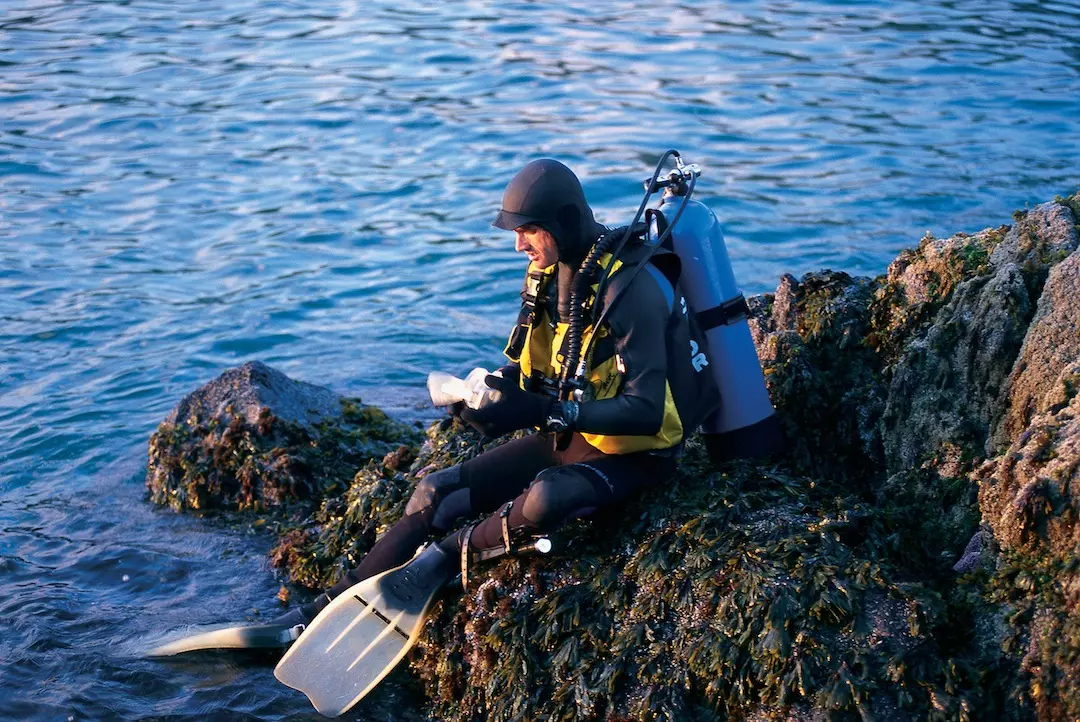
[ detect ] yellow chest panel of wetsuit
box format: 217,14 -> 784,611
504,256 -> 683,455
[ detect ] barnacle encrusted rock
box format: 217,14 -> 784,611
147,193 -> 1080,720
974,358 -> 1080,721
879,205 -> 1074,473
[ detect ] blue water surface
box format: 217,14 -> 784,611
1,0 -> 1078,719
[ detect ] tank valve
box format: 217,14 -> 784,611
643,156 -> 702,194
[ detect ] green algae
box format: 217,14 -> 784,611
408,446 -> 988,721
146,397 -> 422,512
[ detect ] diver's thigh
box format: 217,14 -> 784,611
565,452 -> 676,507
461,433 -> 555,514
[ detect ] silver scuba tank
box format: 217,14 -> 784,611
654,181 -> 782,461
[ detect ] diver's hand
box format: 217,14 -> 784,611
447,400 -> 467,422
459,373 -> 551,438
494,364 -> 521,387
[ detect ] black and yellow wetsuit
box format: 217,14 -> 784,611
300,235 -> 717,618
292,160 -> 717,621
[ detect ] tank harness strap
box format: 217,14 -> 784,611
696,294 -> 750,331
645,208 -> 670,249
506,268 -> 549,362
500,501 -> 515,556
459,523 -> 476,590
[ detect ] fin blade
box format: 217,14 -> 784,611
274,561 -> 440,717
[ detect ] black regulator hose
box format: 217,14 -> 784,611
558,150 -> 682,399
590,150 -> 681,325
558,230 -> 618,394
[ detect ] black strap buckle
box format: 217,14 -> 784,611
696,294 -> 749,331
505,269 -> 551,362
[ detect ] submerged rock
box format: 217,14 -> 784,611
146,193 -> 1080,720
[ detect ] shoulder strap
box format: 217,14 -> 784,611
504,266 -> 552,362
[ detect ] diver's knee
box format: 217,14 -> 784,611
521,466 -> 596,528
431,487 -> 471,531
404,465 -> 463,517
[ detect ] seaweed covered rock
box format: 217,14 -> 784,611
989,248 -> 1080,454
146,361 -> 422,511
752,271 -> 885,483
148,193 -> 1080,720
882,203 -> 1078,476
413,452 -> 978,721
975,356 -> 1080,720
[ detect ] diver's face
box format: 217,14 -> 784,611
513,224 -> 558,268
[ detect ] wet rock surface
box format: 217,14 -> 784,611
147,194 -> 1080,720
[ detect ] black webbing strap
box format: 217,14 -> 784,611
696,294 -> 750,331
505,268 -> 550,362
645,208 -> 670,249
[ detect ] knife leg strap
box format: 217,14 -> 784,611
459,523 -> 475,590
500,501 -> 514,556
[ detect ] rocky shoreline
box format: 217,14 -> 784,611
146,193 -> 1080,721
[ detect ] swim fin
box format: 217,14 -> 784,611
146,618 -> 306,657
274,543 -> 456,718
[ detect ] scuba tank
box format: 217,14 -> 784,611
654,160 -> 782,460
567,151 -> 782,462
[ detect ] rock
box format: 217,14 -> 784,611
976,359 -> 1080,557
753,272 -> 885,481
952,527 -> 992,574
988,201 -> 1079,285
990,249 -> 1080,454
973,359 -> 1080,719
867,226 -> 1005,363
881,260 -> 1032,474
165,360 -> 344,429
878,201 -> 1079,480
770,273 -> 801,331
146,362 -> 422,511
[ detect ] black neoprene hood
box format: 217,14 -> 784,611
492,159 -> 602,263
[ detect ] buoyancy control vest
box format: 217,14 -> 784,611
503,236 -> 719,455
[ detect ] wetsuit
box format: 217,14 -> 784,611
290,160 -> 717,620
301,238 -> 715,617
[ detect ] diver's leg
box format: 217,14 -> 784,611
289,434 -> 554,621
440,450 -> 676,560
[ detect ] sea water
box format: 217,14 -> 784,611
1,1 -> 1078,718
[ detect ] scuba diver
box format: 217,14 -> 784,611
152,153 -> 780,717
276,157 -> 721,631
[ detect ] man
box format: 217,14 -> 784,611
280,158 -> 715,624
